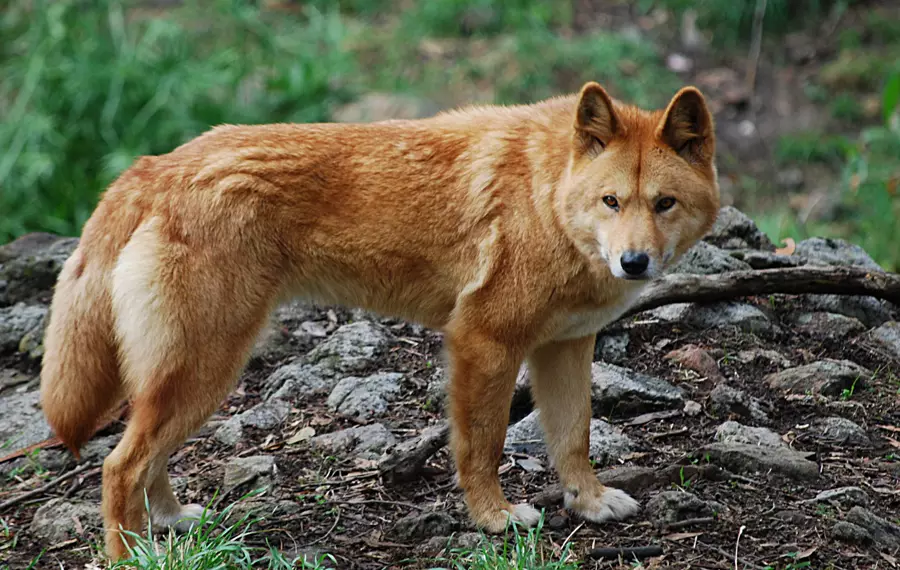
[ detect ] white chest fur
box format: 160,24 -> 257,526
554,286 -> 645,340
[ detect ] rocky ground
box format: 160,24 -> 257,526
1,208 -> 899,569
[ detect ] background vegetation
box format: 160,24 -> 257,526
1,0 -> 898,272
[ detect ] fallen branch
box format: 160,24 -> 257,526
585,545 -> 664,561
0,461 -> 99,512
622,266 -> 900,320
379,422 -> 449,485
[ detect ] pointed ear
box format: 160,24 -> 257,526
573,82 -> 619,156
658,87 -> 715,164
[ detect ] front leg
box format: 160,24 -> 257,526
446,327 -> 540,532
528,335 -> 640,523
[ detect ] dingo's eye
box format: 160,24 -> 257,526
602,195 -> 619,209
656,197 -> 676,212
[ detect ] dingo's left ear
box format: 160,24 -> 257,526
658,87 -> 715,165
573,82 -> 620,156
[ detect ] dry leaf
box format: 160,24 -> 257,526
517,457 -> 545,472
286,426 -> 316,445
775,237 -> 796,256
885,436 -> 900,449
665,531 -> 704,541
795,546 -> 817,560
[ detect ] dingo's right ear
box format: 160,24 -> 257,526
573,82 -> 619,157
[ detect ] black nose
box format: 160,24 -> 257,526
620,251 -> 650,276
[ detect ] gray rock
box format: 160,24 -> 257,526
765,360 -> 871,397
702,207 -> 775,251
30,498 -> 102,543
327,372 -> 403,420
225,498 -> 302,525
806,487 -> 869,508
393,511 -> 458,541
795,237 -> 882,270
223,455 -> 276,490
591,363 -> 683,416
709,384 -> 771,423
0,389 -> 52,450
503,410 -> 633,464
646,491 -> 726,526
0,303 -> 47,354
802,294 -> 892,328
810,417 -> 871,446
264,321 -> 393,400
845,507 -> 900,549
714,421 -> 786,448
332,93 -> 440,123
310,423 -> 396,460
832,521 -> 873,545
863,321 -> 900,362
214,399 -> 291,446
696,443 -> 818,480
424,366 -> 448,411
792,312 -> 866,338
597,466 -> 660,495
732,348 -> 792,368
594,331 -> 629,364
668,241 -> 751,275
0,233 -> 79,306
649,302 -> 774,334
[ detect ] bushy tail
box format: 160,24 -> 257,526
40,245 -> 123,458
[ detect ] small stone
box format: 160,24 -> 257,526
795,237 -> 882,270
214,399 -> 291,446
327,372 -> 404,419
709,384 -> 770,423
791,312 -> 866,338
833,521 -> 873,545
594,331 -> 629,364
845,507 -> 900,549
807,487 -> 869,508
30,499 -> 103,543
803,294 -> 892,328
668,241 -> 751,275
223,455 -> 276,490
504,410 -> 633,464
703,207 -> 775,251
666,53 -> 693,73
765,360 -> 871,397
650,302 -> 774,334
810,417 -> 871,446
775,510 -> 810,524
665,344 -> 722,381
597,466 -> 660,495
863,321 -> 900,363
732,348 -> 792,368
0,303 -> 47,354
591,363 -> 683,416
393,511 -> 458,541
646,491 -> 725,527
696,442 -> 818,480
715,421 -> 786,448
310,423 -> 396,460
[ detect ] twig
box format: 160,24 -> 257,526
379,422 -> 449,485
0,462 -> 98,512
327,499 -> 425,511
648,427 -> 689,440
295,472 -> 379,490
302,506 -> 340,548
585,545 -> 664,561
620,266 -> 900,320
735,525 -> 746,570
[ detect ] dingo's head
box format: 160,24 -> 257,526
559,82 -> 720,280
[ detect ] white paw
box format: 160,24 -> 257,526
153,503 -> 209,533
568,487 -> 640,523
504,503 -> 542,528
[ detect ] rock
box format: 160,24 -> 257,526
714,421 -> 786,448
791,312 -> 866,338
594,331 -> 629,364
650,302 -> 774,334
645,491 -> 725,527
709,384 -> 771,423
590,363 -> 683,416
393,511 -> 458,541
765,360 -> 871,398
863,321 -> 900,362
795,237 -> 882,270
597,466 -> 660,495
805,487 -> 869,508
327,372 -> 404,420
810,417 -> 871,446
214,399 -> 291,446
310,423 -> 396,460
0,233 -> 79,306
503,410 -> 633,464
668,241 -> 751,275
844,507 -> 900,549
264,321 -> 394,400
733,250 -> 803,269
30,499 -> 103,543
732,348 -> 791,368
332,93 -> 440,123
225,499 -> 302,525
223,455 -> 276,490
802,294 -> 892,328
0,303 -> 47,354
0,389 -> 53,450
832,521 -> 873,545
696,443 -> 818,480
424,366 -> 448,411
665,344 -> 723,381
775,510 -> 810,524
702,207 -> 775,251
